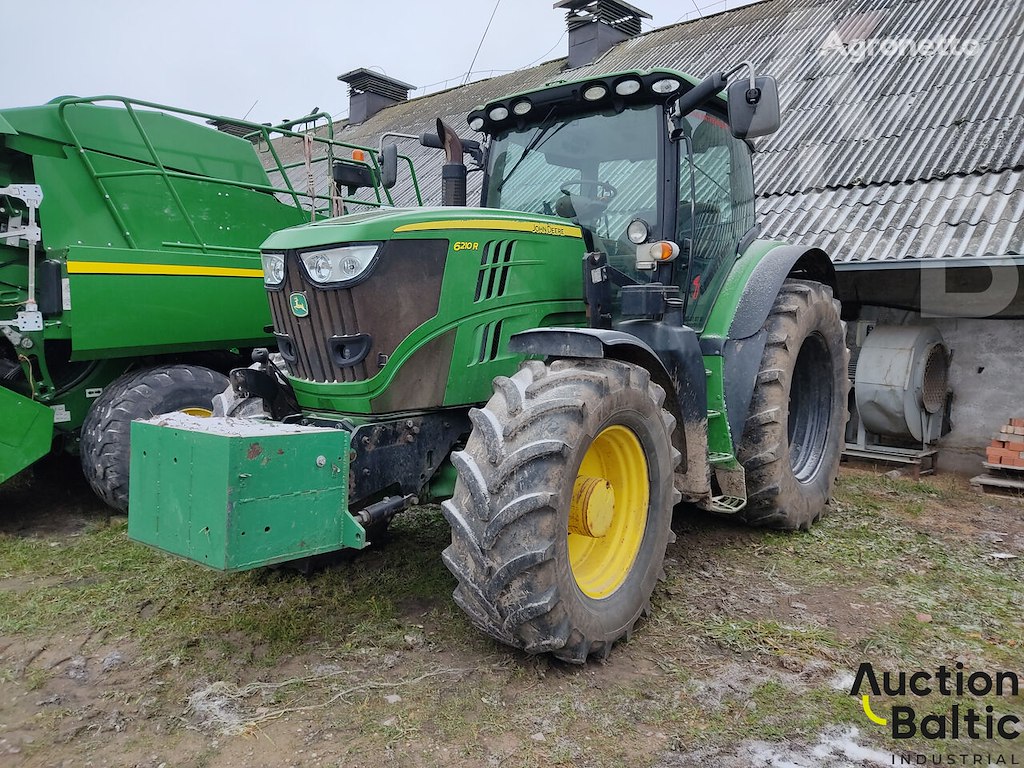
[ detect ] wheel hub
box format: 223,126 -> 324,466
180,407 -> 214,417
570,476 -> 615,538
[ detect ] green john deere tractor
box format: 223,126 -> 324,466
0,96 -> 414,507
129,66 -> 849,662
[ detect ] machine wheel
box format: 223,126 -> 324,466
737,279 -> 849,530
80,365 -> 228,512
442,358 -> 680,663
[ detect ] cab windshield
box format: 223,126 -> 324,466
484,106 -> 661,276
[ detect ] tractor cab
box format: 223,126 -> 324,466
466,68 -> 768,331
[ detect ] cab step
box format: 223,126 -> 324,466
707,495 -> 747,514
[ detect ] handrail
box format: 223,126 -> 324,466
53,95 -> 424,252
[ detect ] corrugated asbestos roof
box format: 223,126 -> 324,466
270,0 -> 1024,265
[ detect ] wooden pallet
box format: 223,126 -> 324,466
971,463 -> 1024,496
842,444 -> 937,478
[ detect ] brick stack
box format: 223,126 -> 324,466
987,418 -> 1024,468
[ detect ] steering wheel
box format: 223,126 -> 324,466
555,179 -> 618,221
559,179 -> 617,202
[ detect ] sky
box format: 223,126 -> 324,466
6,0 -> 759,125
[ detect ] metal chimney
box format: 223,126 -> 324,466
337,69 -> 415,124
554,0 -> 651,69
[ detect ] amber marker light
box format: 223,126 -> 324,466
352,149 -> 366,162
651,241 -> 680,262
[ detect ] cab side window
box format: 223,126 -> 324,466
677,111 -> 755,328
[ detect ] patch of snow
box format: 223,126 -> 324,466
656,725 -> 892,768
829,672 -> 856,691
140,413 -> 333,437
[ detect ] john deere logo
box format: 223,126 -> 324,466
290,292 -> 309,317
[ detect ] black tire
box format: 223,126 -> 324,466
442,358 -> 680,663
80,365 -> 228,512
737,279 -> 849,530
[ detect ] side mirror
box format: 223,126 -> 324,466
727,76 -> 780,139
419,131 -> 444,150
380,142 -> 398,189
332,159 -> 375,195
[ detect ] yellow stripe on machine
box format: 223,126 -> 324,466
393,219 -> 583,239
66,261 -> 264,278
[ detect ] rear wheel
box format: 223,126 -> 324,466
80,365 -> 228,512
737,279 -> 849,529
442,358 -> 680,663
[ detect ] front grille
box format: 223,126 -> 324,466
268,239 -> 447,383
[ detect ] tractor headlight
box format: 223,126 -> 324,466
299,243 -> 380,286
261,253 -> 285,287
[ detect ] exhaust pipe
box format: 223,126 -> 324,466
436,119 -> 467,207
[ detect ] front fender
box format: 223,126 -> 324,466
509,325 -> 707,472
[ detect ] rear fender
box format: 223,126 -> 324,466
706,243 -> 836,449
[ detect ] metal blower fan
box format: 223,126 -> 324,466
845,325 -> 951,474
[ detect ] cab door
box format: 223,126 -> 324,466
675,110 -> 756,331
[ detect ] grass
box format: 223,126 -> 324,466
1,468 -> 1023,766
0,506 -> 468,672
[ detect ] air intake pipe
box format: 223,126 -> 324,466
437,119 -> 467,207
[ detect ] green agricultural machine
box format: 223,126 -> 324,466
129,66 -> 849,662
0,96 -> 414,507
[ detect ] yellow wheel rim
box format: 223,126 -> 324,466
568,425 -> 649,599
180,407 -> 213,417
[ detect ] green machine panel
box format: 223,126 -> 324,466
0,387 -> 54,483
128,415 -> 363,571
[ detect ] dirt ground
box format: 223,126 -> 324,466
1,459 -> 1022,767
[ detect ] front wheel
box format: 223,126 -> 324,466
442,358 -> 680,663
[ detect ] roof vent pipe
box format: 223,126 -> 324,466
337,69 -> 415,124
554,0 -> 651,69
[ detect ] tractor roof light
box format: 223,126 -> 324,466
468,116 -> 485,132
651,78 -> 681,94
512,99 -> 533,116
582,83 -> 609,102
488,105 -> 509,122
614,78 -> 642,96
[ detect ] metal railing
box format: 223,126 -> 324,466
54,96 -> 423,254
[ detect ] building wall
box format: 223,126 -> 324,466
860,307 -> 1024,474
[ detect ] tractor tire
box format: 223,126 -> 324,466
80,365 -> 228,512
737,279 -> 849,530
442,358 -> 680,663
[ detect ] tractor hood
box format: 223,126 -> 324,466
260,207 -> 582,251
259,205 -> 587,415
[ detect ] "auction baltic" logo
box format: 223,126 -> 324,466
851,662 -> 1022,740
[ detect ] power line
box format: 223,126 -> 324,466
675,0 -> 724,33
464,0 -> 503,85
523,30 -> 568,68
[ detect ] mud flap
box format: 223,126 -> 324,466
0,387 -> 54,484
